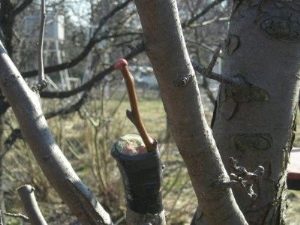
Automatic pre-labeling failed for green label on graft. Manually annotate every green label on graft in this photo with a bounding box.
[232,133,272,152]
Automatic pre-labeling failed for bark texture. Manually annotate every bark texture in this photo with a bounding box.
[0,42,112,225]
[209,1,300,225]
[134,0,248,225]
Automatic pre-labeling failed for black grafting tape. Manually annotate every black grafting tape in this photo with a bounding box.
[111,143,163,214]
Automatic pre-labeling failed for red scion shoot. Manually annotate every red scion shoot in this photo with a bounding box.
[114,58,156,152]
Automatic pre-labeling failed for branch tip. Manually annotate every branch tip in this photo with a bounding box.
[115,58,156,152]
[114,58,128,70]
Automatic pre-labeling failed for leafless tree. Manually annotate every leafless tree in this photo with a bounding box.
[1,0,297,225]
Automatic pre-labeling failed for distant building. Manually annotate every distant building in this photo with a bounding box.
[22,13,79,90]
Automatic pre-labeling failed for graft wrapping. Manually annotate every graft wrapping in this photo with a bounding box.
[111,143,163,214]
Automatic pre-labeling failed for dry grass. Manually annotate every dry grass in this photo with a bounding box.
[1,88,300,224]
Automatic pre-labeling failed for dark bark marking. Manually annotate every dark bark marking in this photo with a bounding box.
[225,34,240,55]
[274,1,300,12]
[219,83,269,120]
[220,98,239,121]
[231,0,244,17]
[173,74,193,87]
[232,133,272,152]
[225,83,269,103]
[260,16,300,41]
[210,100,217,127]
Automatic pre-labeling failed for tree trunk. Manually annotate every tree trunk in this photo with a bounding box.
[210,1,300,224]
[134,0,247,225]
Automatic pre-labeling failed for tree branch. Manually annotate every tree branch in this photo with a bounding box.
[133,0,248,224]
[0,98,10,115]
[182,0,226,28]
[2,212,29,222]
[40,43,144,98]
[44,92,88,118]
[22,0,132,78]
[192,61,246,85]
[0,93,88,161]
[0,128,22,161]
[11,0,34,17]
[38,0,45,83]
[35,0,47,91]
[0,41,112,225]
[18,185,48,225]
[92,0,133,37]
[21,0,221,80]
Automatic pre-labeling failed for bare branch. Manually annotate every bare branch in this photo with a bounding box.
[0,97,9,115]
[92,0,133,38]
[44,93,88,119]
[0,129,22,161]
[0,41,112,225]
[207,46,221,74]
[40,43,144,98]
[182,0,226,28]
[0,93,88,160]
[21,0,219,80]
[191,16,230,28]
[22,0,133,78]
[192,62,246,85]
[0,210,3,225]
[18,185,48,225]
[11,0,34,17]
[37,0,47,89]
[3,212,29,222]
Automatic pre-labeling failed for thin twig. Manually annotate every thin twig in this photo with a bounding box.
[114,58,156,152]
[3,212,29,222]
[22,0,133,78]
[182,0,225,28]
[206,45,221,76]
[192,62,246,86]
[37,0,47,90]
[0,211,3,225]
[40,43,145,98]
